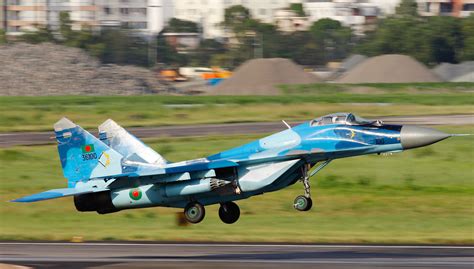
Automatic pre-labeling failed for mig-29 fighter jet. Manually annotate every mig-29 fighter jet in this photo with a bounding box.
[12,113,457,224]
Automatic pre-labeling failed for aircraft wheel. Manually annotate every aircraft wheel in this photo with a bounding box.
[218,201,240,224]
[294,195,312,211]
[184,202,205,224]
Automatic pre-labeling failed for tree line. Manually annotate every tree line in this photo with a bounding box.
[0,0,473,68]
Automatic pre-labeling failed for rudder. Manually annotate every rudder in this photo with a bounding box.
[54,118,124,187]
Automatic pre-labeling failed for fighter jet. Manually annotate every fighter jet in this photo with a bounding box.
[12,113,457,224]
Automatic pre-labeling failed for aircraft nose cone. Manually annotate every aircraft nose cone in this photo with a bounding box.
[400,125,450,150]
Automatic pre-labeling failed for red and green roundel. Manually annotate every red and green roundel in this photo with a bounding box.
[129,188,142,201]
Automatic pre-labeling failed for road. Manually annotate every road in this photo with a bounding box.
[0,114,472,147]
[0,242,472,269]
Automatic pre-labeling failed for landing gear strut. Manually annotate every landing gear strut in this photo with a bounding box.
[219,201,240,224]
[294,163,313,211]
[293,160,331,212]
[184,202,205,224]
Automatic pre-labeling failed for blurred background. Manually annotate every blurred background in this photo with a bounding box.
[0,0,473,244]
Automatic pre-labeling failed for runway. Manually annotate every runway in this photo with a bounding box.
[1,242,473,269]
[0,114,472,147]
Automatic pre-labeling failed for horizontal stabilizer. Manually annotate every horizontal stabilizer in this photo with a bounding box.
[11,188,106,203]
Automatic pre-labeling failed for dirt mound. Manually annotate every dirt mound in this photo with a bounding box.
[433,61,474,82]
[337,54,441,83]
[0,43,166,95]
[213,58,321,95]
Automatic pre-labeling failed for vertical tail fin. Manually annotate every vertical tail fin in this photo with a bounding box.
[98,119,168,166]
[54,118,124,187]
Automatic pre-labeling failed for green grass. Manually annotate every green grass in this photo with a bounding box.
[0,126,473,243]
[0,94,473,132]
[280,82,474,94]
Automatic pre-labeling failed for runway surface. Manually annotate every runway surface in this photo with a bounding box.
[0,242,473,269]
[0,114,472,147]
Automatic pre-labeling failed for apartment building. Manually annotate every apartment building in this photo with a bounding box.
[417,0,474,17]
[3,0,47,34]
[2,0,173,36]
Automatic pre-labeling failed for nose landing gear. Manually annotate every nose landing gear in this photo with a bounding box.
[293,160,331,212]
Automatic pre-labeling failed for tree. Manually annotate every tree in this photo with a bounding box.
[309,19,353,62]
[223,5,252,34]
[355,15,466,65]
[59,11,75,43]
[0,29,6,44]
[164,18,198,33]
[290,3,305,16]
[395,0,418,17]
[190,39,226,66]
[155,34,188,66]
[21,27,55,44]
[460,14,474,61]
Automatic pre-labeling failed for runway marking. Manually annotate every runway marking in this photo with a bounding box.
[1,242,473,249]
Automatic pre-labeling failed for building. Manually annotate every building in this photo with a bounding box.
[173,0,301,38]
[303,0,380,35]
[274,8,310,32]
[2,0,173,36]
[368,0,401,15]
[4,0,47,35]
[417,0,474,17]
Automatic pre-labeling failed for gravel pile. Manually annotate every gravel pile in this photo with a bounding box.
[433,61,474,82]
[337,54,441,83]
[0,43,166,95]
[213,58,321,95]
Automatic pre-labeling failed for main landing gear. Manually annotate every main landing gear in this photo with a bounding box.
[219,201,240,224]
[183,201,240,224]
[293,160,331,212]
[184,202,206,224]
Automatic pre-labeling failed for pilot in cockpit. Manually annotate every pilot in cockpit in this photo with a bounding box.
[312,113,383,126]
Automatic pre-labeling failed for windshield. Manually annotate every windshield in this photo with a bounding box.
[311,113,378,126]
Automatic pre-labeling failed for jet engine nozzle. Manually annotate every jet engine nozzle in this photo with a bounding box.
[400,125,450,150]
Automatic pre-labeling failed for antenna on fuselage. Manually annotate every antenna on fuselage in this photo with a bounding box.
[282,120,291,129]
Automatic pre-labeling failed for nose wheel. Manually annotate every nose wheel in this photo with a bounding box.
[293,160,331,212]
[184,202,205,224]
[219,201,240,224]
[294,195,312,211]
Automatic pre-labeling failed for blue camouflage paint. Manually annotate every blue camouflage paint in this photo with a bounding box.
[13,113,409,209]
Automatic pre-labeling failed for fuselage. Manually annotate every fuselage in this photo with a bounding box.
[208,121,403,164]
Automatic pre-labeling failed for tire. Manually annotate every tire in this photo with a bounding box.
[218,201,240,224]
[184,202,205,224]
[294,195,312,211]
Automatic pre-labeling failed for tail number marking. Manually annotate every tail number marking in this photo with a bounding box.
[82,153,98,161]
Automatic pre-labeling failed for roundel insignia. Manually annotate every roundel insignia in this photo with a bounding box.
[129,188,142,201]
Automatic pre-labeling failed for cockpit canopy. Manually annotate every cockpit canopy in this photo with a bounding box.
[311,113,382,126]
